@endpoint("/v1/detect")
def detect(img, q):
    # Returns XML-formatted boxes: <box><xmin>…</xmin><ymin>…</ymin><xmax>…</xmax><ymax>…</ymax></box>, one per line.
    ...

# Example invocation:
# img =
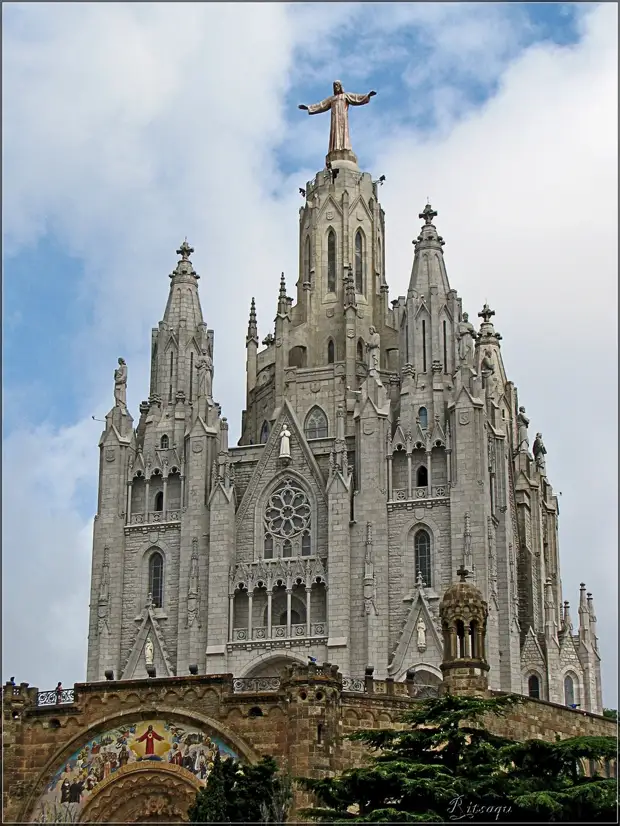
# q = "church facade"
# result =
<box><xmin>86</xmin><ymin>102</ymin><xmax>603</xmax><ymax>714</ymax></box>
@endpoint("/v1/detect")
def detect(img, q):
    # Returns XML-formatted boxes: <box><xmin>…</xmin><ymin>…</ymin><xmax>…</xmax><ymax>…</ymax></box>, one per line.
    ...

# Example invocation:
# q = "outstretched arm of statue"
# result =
<box><xmin>346</xmin><ymin>91</ymin><xmax>376</xmax><ymax>106</ymax></box>
<box><xmin>306</xmin><ymin>96</ymin><xmax>333</xmax><ymax>115</ymax></box>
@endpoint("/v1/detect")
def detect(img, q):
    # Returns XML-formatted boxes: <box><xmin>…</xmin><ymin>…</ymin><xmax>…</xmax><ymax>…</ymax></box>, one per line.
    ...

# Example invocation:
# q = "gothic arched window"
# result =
<box><xmin>357</xmin><ymin>338</ymin><xmax>364</xmax><ymax>362</ymax></box>
<box><xmin>264</xmin><ymin>477</ymin><xmax>312</xmax><ymax>558</ymax></box>
<box><xmin>327</xmin><ymin>339</ymin><xmax>335</xmax><ymax>364</ymax></box>
<box><xmin>327</xmin><ymin>230</ymin><xmax>336</xmax><ymax>293</ymax></box>
<box><xmin>417</xmin><ymin>465</ymin><xmax>428</xmax><ymax>488</ymax></box>
<box><xmin>414</xmin><ymin>529</ymin><xmax>431</xmax><ymax>587</ymax></box>
<box><xmin>305</xmin><ymin>406</ymin><xmax>328</xmax><ymax>440</ymax></box>
<box><xmin>564</xmin><ymin>674</ymin><xmax>576</xmax><ymax>707</ymax></box>
<box><xmin>304</xmin><ymin>235</ymin><xmax>311</xmax><ymax>284</ymax></box>
<box><xmin>354</xmin><ymin>229</ymin><xmax>364</xmax><ymax>293</ymax></box>
<box><xmin>160</xmin><ymin>435</ymin><xmax>169</xmax><ymax>449</ymax></box>
<box><xmin>260</xmin><ymin>421</ymin><xmax>270</xmax><ymax>444</ymax></box>
<box><xmin>154</xmin><ymin>491</ymin><xmax>164</xmax><ymax>512</ymax></box>
<box><xmin>419</xmin><ymin>407</ymin><xmax>428</xmax><ymax>429</ymax></box>
<box><xmin>528</xmin><ymin>674</ymin><xmax>541</xmax><ymax>699</ymax></box>
<box><xmin>148</xmin><ymin>552</ymin><xmax>164</xmax><ymax>608</ymax></box>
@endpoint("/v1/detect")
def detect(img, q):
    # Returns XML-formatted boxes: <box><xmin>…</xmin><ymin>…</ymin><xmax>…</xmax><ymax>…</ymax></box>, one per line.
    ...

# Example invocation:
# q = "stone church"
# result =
<box><xmin>4</xmin><ymin>83</ymin><xmax>613</xmax><ymax>826</ymax></box>
<box><xmin>86</xmin><ymin>86</ymin><xmax>603</xmax><ymax>714</ymax></box>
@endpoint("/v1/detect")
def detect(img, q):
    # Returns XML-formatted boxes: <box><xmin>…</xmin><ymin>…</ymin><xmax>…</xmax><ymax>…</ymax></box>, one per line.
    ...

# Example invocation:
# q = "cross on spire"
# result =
<box><xmin>419</xmin><ymin>203</ymin><xmax>437</xmax><ymax>225</ymax></box>
<box><xmin>177</xmin><ymin>239</ymin><xmax>194</xmax><ymax>260</ymax></box>
<box><xmin>456</xmin><ymin>565</ymin><xmax>470</xmax><ymax>582</ymax></box>
<box><xmin>478</xmin><ymin>303</ymin><xmax>495</xmax><ymax>324</ymax></box>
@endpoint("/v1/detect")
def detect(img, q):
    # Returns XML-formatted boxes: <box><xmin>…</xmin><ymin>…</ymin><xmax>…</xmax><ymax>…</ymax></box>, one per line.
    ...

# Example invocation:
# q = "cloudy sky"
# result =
<box><xmin>3</xmin><ymin>3</ymin><xmax>617</xmax><ymax>704</ymax></box>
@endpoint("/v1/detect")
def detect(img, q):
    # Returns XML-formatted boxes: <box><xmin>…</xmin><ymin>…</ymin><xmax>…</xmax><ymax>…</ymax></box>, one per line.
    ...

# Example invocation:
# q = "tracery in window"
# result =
<box><xmin>160</xmin><ymin>434</ymin><xmax>169</xmax><ymax>449</ymax></box>
<box><xmin>305</xmin><ymin>406</ymin><xmax>328</xmax><ymax>440</ymax></box>
<box><xmin>264</xmin><ymin>477</ymin><xmax>312</xmax><ymax>558</ymax></box>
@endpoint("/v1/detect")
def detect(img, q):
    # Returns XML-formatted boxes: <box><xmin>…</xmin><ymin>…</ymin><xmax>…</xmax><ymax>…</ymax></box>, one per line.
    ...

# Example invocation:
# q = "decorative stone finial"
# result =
<box><xmin>456</xmin><ymin>565</ymin><xmax>469</xmax><ymax>583</ymax></box>
<box><xmin>419</xmin><ymin>204</ymin><xmax>437</xmax><ymax>225</ymax></box>
<box><xmin>177</xmin><ymin>239</ymin><xmax>194</xmax><ymax>260</ymax></box>
<box><xmin>279</xmin><ymin>272</ymin><xmax>286</xmax><ymax>298</ymax></box>
<box><xmin>478</xmin><ymin>303</ymin><xmax>495</xmax><ymax>324</ymax></box>
<box><xmin>247</xmin><ymin>297</ymin><xmax>258</xmax><ymax>343</ymax></box>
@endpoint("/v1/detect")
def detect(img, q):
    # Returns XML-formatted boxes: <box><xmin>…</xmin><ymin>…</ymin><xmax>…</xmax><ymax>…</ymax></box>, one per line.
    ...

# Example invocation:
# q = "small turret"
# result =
<box><xmin>544</xmin><ymin>577</ymin><xmax>558</xmax><ymax>646</ymax></box>
<box><xmin>439</xmin><ymin>566</ymin><xmax>490</xmax><ymax>696</ymax></box>
<box><xmin>561</xmin><ymin>600</ymin><xmax>573</xmax><ymax>634</ymax></box>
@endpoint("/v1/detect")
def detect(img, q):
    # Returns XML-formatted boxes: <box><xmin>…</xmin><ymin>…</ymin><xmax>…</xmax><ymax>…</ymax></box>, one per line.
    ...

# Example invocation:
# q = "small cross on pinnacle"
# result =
<box><xmin>478</xmin><ymin>303</ymin><xmax>495</xmax><ymax>323</ymax></box>
<box><xmin>419</xmin><ymin>203</ymin><xmax>437</xmax><ymax>225</ymax></box>
<box><xmin>456</xmin><ymin>565</ymin><xmax>470</xmax><ymax>582</ymax></box>
<box><xmin>177</xmin><ymin>239</ymin><xmax>194</xmax><ymax>260</ymax></box>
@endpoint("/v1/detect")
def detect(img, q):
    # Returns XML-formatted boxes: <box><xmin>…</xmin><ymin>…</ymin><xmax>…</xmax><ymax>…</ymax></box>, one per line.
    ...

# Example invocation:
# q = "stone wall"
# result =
<box><xmin>3</xmin><ymin>669</ymin><xmax>616</xmax><ymax>823</ymax></box>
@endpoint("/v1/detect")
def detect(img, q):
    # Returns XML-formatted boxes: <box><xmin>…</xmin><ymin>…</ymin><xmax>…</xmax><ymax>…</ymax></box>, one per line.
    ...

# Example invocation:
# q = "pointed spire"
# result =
<box><xmin>544</xmin><ymin>578</ymin><xmax>557</xmax><ymax>644</ymax></box>
<box><xmin>409</xmin><ymin>203</ymin><xmax>449</xmax><ymax>296</ymax></box>
<box><xmin>163</xmin><ymin>240</ymin><xmax>204</xmax><ymax>329</ymax></box>
<box><xmin>277</xmin><ymin>272</ymin><xmax>289</xmax><ymax>316</ymax></box>
<box><xmin>587</xmin><ymin>592</ymin><xmax>599</xmax><ymax>650</ymax></box>
<box><xmin>246</xmin><ymin>297</ymin><xmax>258</xmax><ymax>345</ymax></box>
<box><xmin>578</xmin><ymin>582</ymin><xmax>591</xmax><ymax>640</ymax></box>
<box><xmin>562</xmin><ymin>600</ymin><xmax>573</xmax><ymax>634</ymax></box>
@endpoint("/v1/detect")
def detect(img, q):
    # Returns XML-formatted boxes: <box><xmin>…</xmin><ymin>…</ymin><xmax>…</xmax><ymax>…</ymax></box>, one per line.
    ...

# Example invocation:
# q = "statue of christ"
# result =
<box><xmin>299</xmin><ymin>81</ymin><xmax>376</xmax><ymax>156</ymax></box>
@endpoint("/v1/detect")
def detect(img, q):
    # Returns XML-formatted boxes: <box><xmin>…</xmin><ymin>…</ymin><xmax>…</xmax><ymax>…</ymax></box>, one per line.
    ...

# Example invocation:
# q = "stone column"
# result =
<box><xmin>306</xmin><ymin>587</ymin><xmax>312</xmax><ymax>637</ymax></box>
<box><xmin>145</xmin><ymin>478</ymin><xmax>150</xmax><ymax>520</ymax></box>
<box><xmin>267</xmin><ymin>589</ymin><xmax>273</xmax><ymax>639</ymax></box>
<box><xmin>163</xmin><ymin>475</ymin><xmax>168</xmax><ymax>516</ymax></box>
<box><xmin>248</xmin><ymin>591</ymin><xmax>253</xmax><ymax>642</ymax></box>
<box><xmin>126</xmin><ymin>481</ymin><xmax>133</xmax><ymax>524</ymax></box>
<box><xmin>286</xmin><ymin>589</ymin><xmax>292</xmax><ymax>637</ymax></box>
<box><xmin>426</xmin><ymin>449</ymin><xmax>432</xmax><ymax>497</ymax></box>
<box><xmin>387</xmin><ymin>454</ymin><xmax>393</xmax><ymax>500</ymax></box>
<box><xmin>228</xmin><ymin>595</ymin><xmax>234</xmax><ymax>642</ymax></box>
<box><xmin>407</xmin><ymin>454</ymin><xmax>412</xmax><ymax>498</ymax></box>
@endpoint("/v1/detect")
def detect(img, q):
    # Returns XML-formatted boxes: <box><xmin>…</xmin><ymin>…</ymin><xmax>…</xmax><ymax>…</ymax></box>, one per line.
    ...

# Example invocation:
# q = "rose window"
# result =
<box><xmin>264</xmin><ymin>478</ymin><xmax>311</xmax><ymax>558</ymax></box>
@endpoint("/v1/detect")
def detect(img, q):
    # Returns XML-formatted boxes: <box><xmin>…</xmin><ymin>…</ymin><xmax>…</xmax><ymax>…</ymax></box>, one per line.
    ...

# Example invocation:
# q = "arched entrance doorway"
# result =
<box><xmin>27</xmin><ymin>715</ymin><xmax>248</xmax><ymax>823</ymax></box>
<box><xmin>81</xmin><ymin>763</ymin><xmax>200</xmax><ymax>822</ymax></box>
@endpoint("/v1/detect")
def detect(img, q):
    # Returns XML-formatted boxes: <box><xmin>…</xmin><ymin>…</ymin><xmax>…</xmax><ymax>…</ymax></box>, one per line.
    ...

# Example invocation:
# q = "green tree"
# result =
<box><xmin>298</xmin><ymin>693</ymin><xmax>617</xmax><ymax>823</ymax></box>
<box><xmin>189</xmin><ymin>754</ymin><xmax>291</xmax><ymax>823</ymax></box>
<box><xmin>188</xmin><ymin>749</ymin><xmax>229</xmax><ymax>823</ymax></box>
<box><xmin>603</xmin><ymin>708</ymin><xmax>617</xmax><ymax>721</ymax></box>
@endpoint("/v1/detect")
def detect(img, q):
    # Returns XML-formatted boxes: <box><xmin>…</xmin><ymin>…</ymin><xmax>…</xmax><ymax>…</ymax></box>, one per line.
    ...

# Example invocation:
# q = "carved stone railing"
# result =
<box><xmin>232</xmin><ymin>677</ymin><xmax>281</xmax><ymax>694</ymax></box>
<box><xmin>390</xmin><ymin>486</ymin><xmax>448</xmax><ymax>502</ymax></box>
<box><xmin>129</xmin><ymin>510</ymin><xmax>181</xmax><ymax>526</ymax></box>
<box><xmin>342</xmin><ymin>677</ymin><xmax>366</xmax><ymax>693</ymax></box>
<box><xmin>232</xmin><ymin>623</ymin><xmax>327</xmax><ymax>643</ymax></box>
<box><xmin>36</xmin><ymin>688</ymin><xmax>75</xmax><ymax>706</ymax></box>
<box><xmin>231</xmin><ymin>675</ymin><xmax>440</xmax><ymax>698</ymax></box>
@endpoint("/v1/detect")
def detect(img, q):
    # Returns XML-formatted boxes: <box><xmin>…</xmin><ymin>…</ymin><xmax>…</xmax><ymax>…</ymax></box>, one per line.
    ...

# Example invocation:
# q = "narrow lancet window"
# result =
<box><xmin>327</xmin><ymin>339</ymin><xmax>335</xmax><ymax>364</ymax></box>
<box><xmin>304</xmin><ymin>235</ymin><xmax>311</xmax><ymax>284</ymax></box>
<box><xmin>422</xmin><ymin>320</ymin><xmax>427</xmax><ymax>372</ymax></box>
<box><xmin>327</xmin><ymin>230</ymin><xmax>336</xmax><ymax>292</ymax></box>
<box><xmin>443</xmin><ymin>320</ymin><xmax>448</xmax><ymax>373</ymax></box>
<box><xmin>148</xmin><ymin>552</ymin><xmax>164</xmax><ymax>608</ymax></box>
<box><xmin>354</xmin><ymin>229</ymin><xmax>364</xmax><ymax>293</ymax></box>
<box><xmin>414</xmin><ymin>529</ymin><xmax>431</xmax><ymax>587</ymax></box>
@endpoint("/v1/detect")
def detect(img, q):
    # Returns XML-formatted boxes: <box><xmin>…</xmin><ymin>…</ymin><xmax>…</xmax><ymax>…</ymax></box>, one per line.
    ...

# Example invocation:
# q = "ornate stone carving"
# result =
<box><xmin>457</xmin><ymin>313</ymin><xmax>475</xmax><ymax>366</ymax></box>
<box><xmin>144</xmin><ymin>636</ymin><xmax>154</xmax><ymax>666</ymax></box>
<box><xmin>114</xmin><ymin>358</ymin><xmax>127</xmax><ymax>409</ymax></box>
<box><xmin>517</xmin><ymin>406</ymin><xmax>530</xmax><ymax>453</ymax></box>
<box><xmin>416</xmin><ymin>616</ymin><xmax>427</xmax><ymax>652</ymax></box>
<box><xmin>366</xmin><ymin>326</ymin><xmax>380</xmax><ymax>375</ymax></box>
<box><xmin>533</xmin><ymin>432</ymin><xmax>547</xmax><ymax>475</ymax></box>
<box><xmin>187</xmin><ymin>538</ymin><xmax>201</xmax><ymax>628</ymax></box>
<box><xmin>278</xmin><ymin>425</ymin><xmax>291</xmax><ymax>459</ymax></box>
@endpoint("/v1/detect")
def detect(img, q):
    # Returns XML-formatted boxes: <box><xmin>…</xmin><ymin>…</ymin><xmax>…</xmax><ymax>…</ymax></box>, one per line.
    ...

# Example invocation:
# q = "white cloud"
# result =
<box><xmin>3</xmin><ymin>3</ymin><xmax>617</xmax><ymax>702</ymax></box>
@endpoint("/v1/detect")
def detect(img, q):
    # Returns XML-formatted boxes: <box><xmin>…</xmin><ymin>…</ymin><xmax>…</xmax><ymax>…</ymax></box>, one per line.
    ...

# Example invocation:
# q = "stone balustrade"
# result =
<box><xmin>231</xmin><ymin>622</ymin><xmax>327</xmax><ymax>643</ymax></box>
<box><xmin>36</xmin><ymin>689</ymin><xmax>75</xmax><ymax>706</ymax></box>
<box><xmin>390</xmin><ymin>485</ymin><xmax>448</xmax><ymax>502</ymax></box>
<box><xmin>128</xmin><ymin>510</ymin><xmax>181</xmax><ymax>526</ymax></box>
